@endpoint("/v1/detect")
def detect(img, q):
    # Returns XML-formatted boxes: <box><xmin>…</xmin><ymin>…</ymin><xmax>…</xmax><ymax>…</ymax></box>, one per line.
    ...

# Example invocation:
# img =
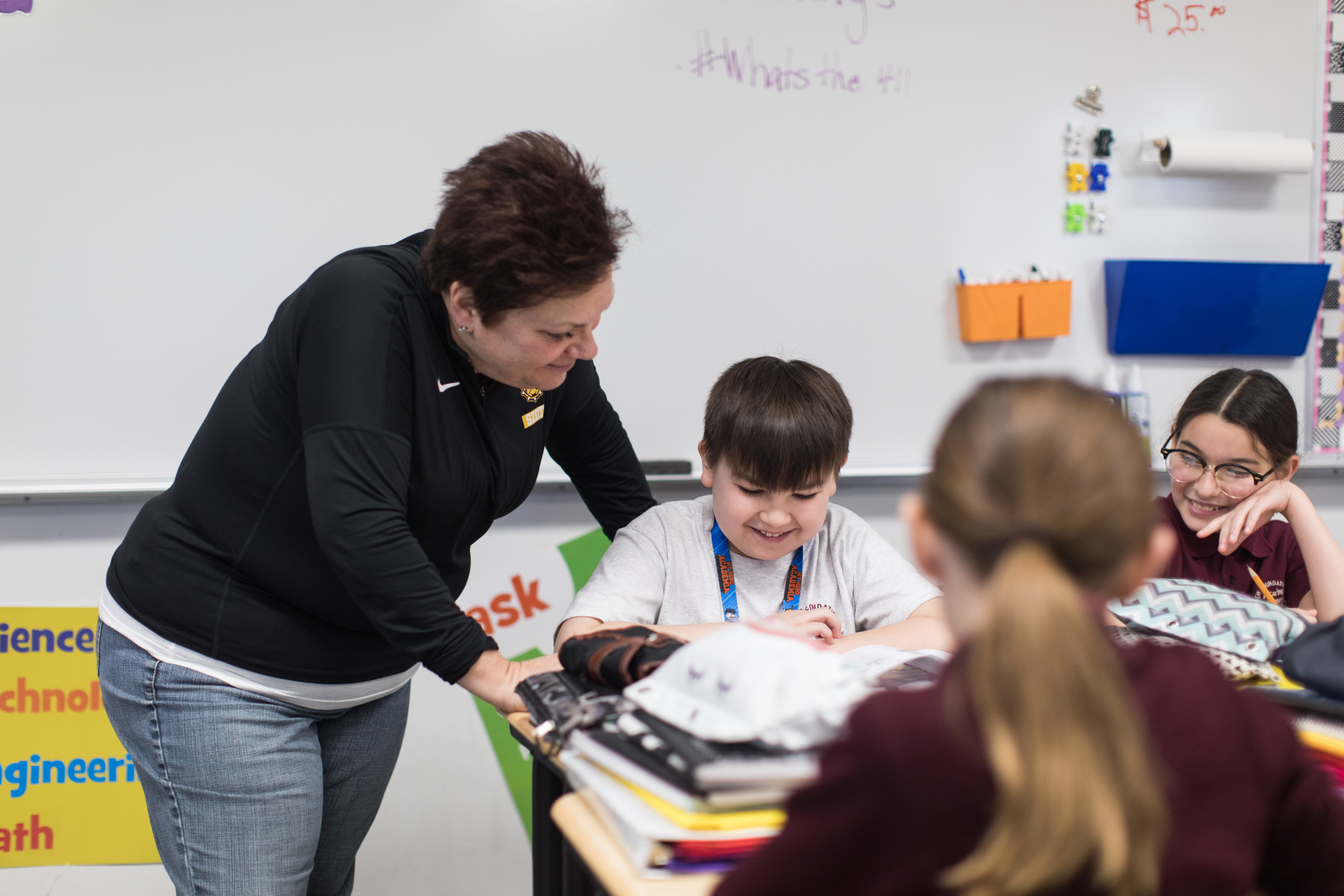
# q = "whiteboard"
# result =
<box><xmin>0</xmin><ymin>0</ymin><xmax>1326</xmax><ymax>483</ymax></box>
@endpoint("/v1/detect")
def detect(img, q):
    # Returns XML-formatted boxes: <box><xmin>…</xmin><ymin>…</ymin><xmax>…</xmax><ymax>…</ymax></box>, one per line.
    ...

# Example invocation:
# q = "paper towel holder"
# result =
<box><xmin>1139</xmin><ymin>130</ymin><xmax>1314</xmax><ymax>175</ymax></box>
<box><xmin>1150</xmin><ymin>136</ymin><xmax>1173</xmax><ymax>168</ymax></box>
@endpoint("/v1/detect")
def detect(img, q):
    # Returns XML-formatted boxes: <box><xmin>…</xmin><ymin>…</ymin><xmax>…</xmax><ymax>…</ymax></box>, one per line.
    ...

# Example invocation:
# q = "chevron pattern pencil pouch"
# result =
<box><xmin>1108</xmin><ymin>578</ymin><xmax>1308</xmax><ymax>663</ymax></box>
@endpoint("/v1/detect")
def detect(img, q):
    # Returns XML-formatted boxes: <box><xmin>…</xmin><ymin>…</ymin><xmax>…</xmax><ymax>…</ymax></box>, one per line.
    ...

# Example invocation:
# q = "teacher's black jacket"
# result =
<box><xmin>107</xmin><ymin>232</ymin><xmax>654</xmax><ymax>685</ymax></box>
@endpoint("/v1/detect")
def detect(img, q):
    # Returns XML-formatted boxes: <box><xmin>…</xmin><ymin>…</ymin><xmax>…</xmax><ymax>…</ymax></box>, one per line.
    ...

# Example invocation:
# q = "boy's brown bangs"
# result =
<box><xmin>702</xmin><ymin>357</ymin><xmax>852</xmax><ymax>492</ymax></box>
<box><xmin>719</xmin><ymin>432</ymin><xmax>842</xmax><ymax>493</ymax></box>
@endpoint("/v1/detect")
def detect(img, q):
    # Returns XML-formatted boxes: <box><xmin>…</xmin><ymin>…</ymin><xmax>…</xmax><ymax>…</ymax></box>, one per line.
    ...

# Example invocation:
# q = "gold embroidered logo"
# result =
<box><xmin>520</xmin><ymin>388</ymin><xmax>543</xmax><ymax>403</ymax></box>
<box><xmin>522</xmin><ymin>405</ymin><xmax>545</xmax><ymax>429</ymax></box>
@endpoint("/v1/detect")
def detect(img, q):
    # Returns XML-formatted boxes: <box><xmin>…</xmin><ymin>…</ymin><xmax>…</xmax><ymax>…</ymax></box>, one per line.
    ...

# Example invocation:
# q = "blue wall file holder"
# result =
<box><xmin>1104</xmin><ymin>260</ymin><xmax>1328</xmax><ymax>356</ymax></box>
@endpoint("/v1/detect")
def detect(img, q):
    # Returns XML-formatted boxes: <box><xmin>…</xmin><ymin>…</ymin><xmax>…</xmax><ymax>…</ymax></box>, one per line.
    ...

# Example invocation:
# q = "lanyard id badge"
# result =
<box><xmin>710</xmin><ymin>519</ymin><xmax>804</xmax><ymax>622</ymax></box>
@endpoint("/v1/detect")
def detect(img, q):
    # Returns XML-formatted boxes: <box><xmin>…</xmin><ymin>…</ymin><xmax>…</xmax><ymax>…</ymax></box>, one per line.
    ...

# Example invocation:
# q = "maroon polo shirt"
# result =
<box><xmin>716</xmin><ymin>639</ymin><xmax>1344</xmax><ymax>896</ymax></box>
<box><xmin>1157</xmin><ymin>494</ymin><xmax>1310</xmax><ymax>608</ymax></box>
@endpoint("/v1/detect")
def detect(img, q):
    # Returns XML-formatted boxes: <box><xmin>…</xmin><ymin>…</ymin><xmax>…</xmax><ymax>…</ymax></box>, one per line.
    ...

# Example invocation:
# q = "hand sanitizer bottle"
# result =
<box><xmin>1124</xmin><ymin>364</ymin><xmax>1151</xmax><ymax>458</ymax></box>
<box><xmin>1102</xmin><ymin>365</ymin><xmax>1124</xmax><ymax>411</ymax></box>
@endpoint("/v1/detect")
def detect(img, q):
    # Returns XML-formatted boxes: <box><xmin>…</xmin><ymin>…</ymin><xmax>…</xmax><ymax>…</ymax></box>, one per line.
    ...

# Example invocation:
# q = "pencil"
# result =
<box><xmin>1247</xmin><ymin>566</ymin><xmax>1279</xmax><ymax>605</ymax></box>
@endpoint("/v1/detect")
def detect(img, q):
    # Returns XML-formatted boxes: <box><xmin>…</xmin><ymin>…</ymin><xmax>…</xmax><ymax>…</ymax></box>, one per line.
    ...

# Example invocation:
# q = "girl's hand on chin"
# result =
<box><xmin>1196</xmin><ymin>480</ymin><xmax>1297</xmax><ymax>555</ymax></box>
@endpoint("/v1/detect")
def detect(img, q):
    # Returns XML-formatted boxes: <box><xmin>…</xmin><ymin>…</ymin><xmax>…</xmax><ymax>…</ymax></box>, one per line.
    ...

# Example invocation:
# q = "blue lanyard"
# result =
<box><xmin>710</xmin><ymin>519</ymin><xmax>805</xmax><ymax>622</ymax></box>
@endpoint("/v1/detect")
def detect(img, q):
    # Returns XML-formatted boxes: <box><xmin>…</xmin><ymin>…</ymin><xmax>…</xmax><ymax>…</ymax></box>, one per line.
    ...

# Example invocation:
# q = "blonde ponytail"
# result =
<box><xmin>940</xmin><ymin>540</ymin><xmax>1165</xmax><ymax>896</ymax></box>
<box><xmin>924</xmin><ymin>378</ymin><xmax>1168</xmax><ymax>896</ymax></box>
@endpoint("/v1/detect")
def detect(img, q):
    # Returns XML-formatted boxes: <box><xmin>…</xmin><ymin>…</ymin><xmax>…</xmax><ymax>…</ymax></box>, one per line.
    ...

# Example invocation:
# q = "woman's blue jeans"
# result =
<box><xmin>97</xmin><ymin>622</ymin><xmax>410</xmax><ymax>896</ymax></box>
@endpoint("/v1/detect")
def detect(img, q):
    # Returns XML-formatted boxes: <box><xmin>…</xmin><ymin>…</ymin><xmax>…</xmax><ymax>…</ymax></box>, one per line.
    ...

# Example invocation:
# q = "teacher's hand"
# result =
<box><xmin>458</xmin><ymin>649</ymin><xmax>563</xmax><ymax>714</ymax></box>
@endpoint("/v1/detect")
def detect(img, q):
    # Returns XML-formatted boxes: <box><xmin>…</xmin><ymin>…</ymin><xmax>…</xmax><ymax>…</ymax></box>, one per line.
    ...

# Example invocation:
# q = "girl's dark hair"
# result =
<box><xmin>1169</xmin><ymin>369</ymin><xmax>1298</xmax><ymax>468</ymax></box>
<box><xmin>702</xmin><ymin>357</ymin><xmax>852</xmax><ymax>492</ymax></box>
<box><xmin>421</xmin><ymin>132</ymin><xmax>633</xmax><ymax>326</ymax></box>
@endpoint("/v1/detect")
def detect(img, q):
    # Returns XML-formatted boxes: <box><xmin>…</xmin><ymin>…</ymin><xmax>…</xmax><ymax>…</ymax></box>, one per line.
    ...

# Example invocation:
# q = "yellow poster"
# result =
<box><xmin>0</xmin><ymin>608</ymin><xmax>159</xmax><ymax>867</ymax></box>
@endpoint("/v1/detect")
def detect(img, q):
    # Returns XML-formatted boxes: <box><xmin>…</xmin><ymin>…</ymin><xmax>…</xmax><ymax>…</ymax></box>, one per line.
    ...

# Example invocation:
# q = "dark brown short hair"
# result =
<box><xmin>702</xmin><ymin>357</ymin><xmax>852</xmax><ymax>491</ymax></box>
<box><xmin>421</xmin><ymin>132</ymin><xmax>633</xmax><ymax>326</ymax></box>
<box><xmin>1169</xmin><ymin>368</ymin><xmax>1297</xmax><ymax>469</ymax></box>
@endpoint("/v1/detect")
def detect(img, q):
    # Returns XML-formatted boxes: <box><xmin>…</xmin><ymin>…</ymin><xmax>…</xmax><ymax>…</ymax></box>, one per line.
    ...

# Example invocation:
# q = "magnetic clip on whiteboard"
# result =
<box><xmin>1074</xmin><ymin>84</ymin><xmax>1103</xmax><ymax>115</ymax></box>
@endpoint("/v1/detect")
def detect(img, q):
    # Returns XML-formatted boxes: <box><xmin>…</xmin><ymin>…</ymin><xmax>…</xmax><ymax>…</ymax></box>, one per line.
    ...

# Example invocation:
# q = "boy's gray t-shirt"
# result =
<box><xmin>561</xmin><ymin>495</ymin><xmax>939</xmax><ymax>634</ymax></box>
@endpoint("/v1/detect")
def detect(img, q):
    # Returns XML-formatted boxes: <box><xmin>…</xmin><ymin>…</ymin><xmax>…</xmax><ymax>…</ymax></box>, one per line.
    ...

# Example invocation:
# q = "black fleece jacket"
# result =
<box><xmin>107</xmin><ymin>232</ymin><xmax>654</xmax><ymax>684</ymax></box>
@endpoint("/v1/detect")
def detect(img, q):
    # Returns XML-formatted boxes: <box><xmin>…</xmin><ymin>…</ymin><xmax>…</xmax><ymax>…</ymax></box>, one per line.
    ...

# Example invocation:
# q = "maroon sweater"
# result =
<box><xmin>717</xmin><ymin>640</ymin><xmax>1344</xmax><ymax>896</ymax></box>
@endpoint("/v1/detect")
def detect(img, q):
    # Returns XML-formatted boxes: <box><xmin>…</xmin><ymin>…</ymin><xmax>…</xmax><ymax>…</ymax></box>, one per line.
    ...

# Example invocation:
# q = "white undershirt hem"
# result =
<box><xmin>99</xmin><ymin>589</ymin><xmax>419</xmax><ymax>710</ymax></box>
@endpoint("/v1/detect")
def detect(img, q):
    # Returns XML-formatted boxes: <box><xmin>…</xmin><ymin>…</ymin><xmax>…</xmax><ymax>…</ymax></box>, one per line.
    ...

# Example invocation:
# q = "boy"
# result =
<box><xmin>555</xmin><ymin>357</ymin><xmax>951</xmax><ymax>651</ymax></box>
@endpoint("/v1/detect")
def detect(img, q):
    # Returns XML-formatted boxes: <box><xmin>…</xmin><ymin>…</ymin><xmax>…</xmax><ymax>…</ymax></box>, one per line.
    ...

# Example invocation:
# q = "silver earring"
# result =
<box><xmin>457</xmin><ymin>325</ymin><xmax>469</xmax><ymax>333</ymax></box>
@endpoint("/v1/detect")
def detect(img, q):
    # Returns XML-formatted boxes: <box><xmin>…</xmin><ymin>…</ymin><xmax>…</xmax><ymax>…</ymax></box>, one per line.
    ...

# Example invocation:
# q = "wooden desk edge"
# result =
<box><xmin>508</xmin><ymin>711</ymin><xmax>566</xmax><ymax>770</ymax></box>
<box><xmin>551</xmin><ymin>793</ymin><xmax>721</xmax><ymax>896</ymax></box>
<box><xmin>507</xmin><ymin>710</ymin><xmax>537</xmax><ymax>743</ymax></box>
<box><xmin>516</xmin><ymin>708</ymin><xmax>721</xmax><ymax>895</ymax></box>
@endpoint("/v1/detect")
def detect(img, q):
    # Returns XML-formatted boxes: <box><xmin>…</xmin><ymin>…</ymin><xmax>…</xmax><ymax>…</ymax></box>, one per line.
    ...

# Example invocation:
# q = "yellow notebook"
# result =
<box><xmin>595</xmin><ymin>765</ymin><xmax>787</xmax><ymax>832</ymax></box>
<box><xmin>1299</xmin><ymin>729</ymin><xmax>1344</xmax><ymax>761</ymax></box>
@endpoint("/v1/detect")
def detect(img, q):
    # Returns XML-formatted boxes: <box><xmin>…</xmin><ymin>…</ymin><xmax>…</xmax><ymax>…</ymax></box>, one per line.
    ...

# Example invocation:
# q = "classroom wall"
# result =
<box><xmin>4</xmin><ymin>476</ymin><xmax>1344</xmax><ymax>894</ymax></box>
<box><xmin>0</xmin><ymin>0</ymin><xmax>1328</xmax><ymax>485</ymax></box>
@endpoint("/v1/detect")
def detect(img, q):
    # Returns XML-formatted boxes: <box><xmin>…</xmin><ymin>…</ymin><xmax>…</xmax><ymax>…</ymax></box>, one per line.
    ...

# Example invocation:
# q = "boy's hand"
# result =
<box><xmin>767</xmin><ymin>608</ymin><xmax>843</xmax><ymax>644</ymax></box>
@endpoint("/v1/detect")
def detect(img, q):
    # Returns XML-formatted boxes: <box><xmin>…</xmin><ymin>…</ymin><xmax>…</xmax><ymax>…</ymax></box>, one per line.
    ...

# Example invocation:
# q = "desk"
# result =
<box><xmin>507</xmin><ymin>712</ymin><xmax>721</xmax><ymax>896</ymax></box>
<box><xmin>509</xmin><ymin>712</ymin><xmax>592</xmax><ymax>896</ymax></box>
<box><xmin>551</xmin><ymin>794</ymin><xmax>721</xmax><ymax>896</ymax></box>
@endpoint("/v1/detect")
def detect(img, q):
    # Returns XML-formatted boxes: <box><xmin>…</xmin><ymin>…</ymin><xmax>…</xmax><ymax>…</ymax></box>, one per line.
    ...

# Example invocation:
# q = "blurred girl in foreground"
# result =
<box><xmin>717</xmin><ymin>378</ymin><xmax>1344</xmax><ymax>896</ymax></box>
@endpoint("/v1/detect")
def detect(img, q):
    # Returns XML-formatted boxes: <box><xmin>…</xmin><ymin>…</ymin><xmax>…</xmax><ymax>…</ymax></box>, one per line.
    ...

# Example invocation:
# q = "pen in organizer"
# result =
<box><xmin>1247</xmin><ymin>566</ymin><xmax>1279</xmax><ymax>605</ymax></box>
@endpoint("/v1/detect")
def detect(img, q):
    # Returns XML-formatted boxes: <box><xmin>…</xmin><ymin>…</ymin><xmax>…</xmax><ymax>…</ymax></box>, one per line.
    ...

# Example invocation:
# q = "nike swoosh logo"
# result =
<box><xmin>437</xmin><ymin>379</ymin><xmax>460</xmax><ymax>392</ymax></box>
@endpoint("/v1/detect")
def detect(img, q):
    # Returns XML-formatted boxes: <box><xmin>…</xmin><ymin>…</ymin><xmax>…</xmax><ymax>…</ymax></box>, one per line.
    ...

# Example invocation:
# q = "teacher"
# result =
<box><xmin>97</xmin><ymin>132</ymin><xmax>655</xmax><ymax>895</ymax></box>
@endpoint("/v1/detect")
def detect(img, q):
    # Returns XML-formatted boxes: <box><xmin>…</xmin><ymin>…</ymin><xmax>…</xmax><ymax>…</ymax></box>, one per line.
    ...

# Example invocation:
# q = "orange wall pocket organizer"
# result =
<box><xmin>956</xmin><ymin>280</ymin><xmax>1071</xmax><ymax>342</ymax></box>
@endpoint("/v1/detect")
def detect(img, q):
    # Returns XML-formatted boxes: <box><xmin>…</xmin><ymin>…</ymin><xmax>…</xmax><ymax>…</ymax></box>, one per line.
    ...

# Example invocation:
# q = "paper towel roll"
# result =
<box><xmin>1155</xmin><ymin>134</ymin><xmax>1313</xmax><ymax>174</ymax></box>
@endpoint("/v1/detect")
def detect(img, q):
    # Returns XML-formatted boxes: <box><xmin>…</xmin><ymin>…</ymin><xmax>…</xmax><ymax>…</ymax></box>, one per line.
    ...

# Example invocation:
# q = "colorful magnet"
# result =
<box><xmin>1093</xmin><ymin>128</ymin><xmax>1114</xmax><ymax>157</ymax></box>
<box><xmin>1089</xmin><ymin>162</ymin><xmax>1110</xmax><ymax>192</ymax></box>
<box><xmin>1063</xmin><ymin>122</ymin><xmax>1085</xmax><ymax>156</ymax></box>
<box><xmin>1066</xmin><ymin>162</ymin><xmax>1088</xmax><ymax>192</ymax></box>
<box><xmin>1065</xmin><ymin>202</ymin><xmax>1086</xmax><ymax>233</ymax></box>
<box><xmin>1087</xmin><ymin>199</ymin><xmax>1107</xmax><ymax>234</ymax></box>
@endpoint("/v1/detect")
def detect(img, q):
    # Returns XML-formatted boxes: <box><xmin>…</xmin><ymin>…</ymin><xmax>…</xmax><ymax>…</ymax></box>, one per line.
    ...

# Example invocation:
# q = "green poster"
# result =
<box><xmin>473</xmin><ymin>528</ymin><xmax>611</xmax><ymax>840</ymax></box>
<box><xmin>556</xmin><ymin>528</ymin><xmax>613</xmax><ymax>596</ymax></box>
<box><xmin>472</xmin><ymin>647</ymin><xmax>543</xmax><ymax>840</ymax></box>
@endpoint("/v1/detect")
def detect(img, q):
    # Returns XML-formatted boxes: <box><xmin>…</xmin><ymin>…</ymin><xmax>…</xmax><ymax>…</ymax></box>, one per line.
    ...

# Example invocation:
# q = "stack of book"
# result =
<box><xmin>1242</xmin><ymin>671</ymin><xmax>1344</xmax><ymax>797</ymax></box>
<box><xmin>523</xmin><ymin>648</ymin><xmax>950</xmax><ymax>877</ymax></box>
<box><xmin>1295</xmin><ymin>715</ymin><xmax>1344</xmax><ymax>797</ymax></box>
<box><xmin>561</xmin><ymin>707</ymin><xmax>818</xmax><ymax>876</ymax></box>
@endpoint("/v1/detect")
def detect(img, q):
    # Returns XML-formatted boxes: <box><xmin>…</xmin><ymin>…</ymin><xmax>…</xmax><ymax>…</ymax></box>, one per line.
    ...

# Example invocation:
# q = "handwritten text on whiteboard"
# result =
<box><xmin>688</xmin><ymin>31</ymin><xmax>911</xmax><ymax>98</ymax></box>
<box><xmin>788</xmin><ymin>0</ymin><xmax>898</xmax><ymax>46</ymax></box>
<box><xmin>1135</xmin><ymin>2</ymin><xmax>1229</xmax><ymax>36</ymax></box>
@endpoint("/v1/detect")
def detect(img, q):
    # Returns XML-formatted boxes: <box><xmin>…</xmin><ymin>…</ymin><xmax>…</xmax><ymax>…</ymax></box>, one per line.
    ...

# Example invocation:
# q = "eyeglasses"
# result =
<box><xmin>1158</xmin><ymin>435</ymin><xmax>1269</xmax><ymax>500</ymax></box>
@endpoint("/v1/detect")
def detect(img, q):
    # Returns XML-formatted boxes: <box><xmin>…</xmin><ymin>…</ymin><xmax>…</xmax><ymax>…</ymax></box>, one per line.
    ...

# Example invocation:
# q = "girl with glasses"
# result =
<box><xmin>1158</xmin><ymin>368</ymin><xmax>1344</xmax><ymax>622</ymax></box>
